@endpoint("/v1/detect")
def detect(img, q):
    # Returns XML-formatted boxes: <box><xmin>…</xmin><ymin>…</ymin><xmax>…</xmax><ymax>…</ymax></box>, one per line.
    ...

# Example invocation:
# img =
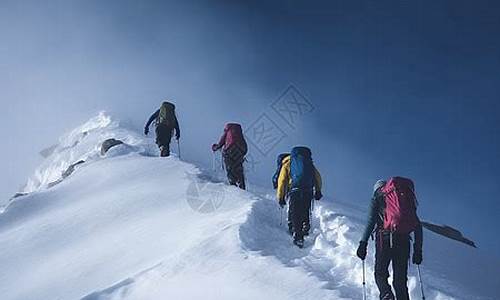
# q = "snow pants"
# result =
<box><xmin>288</xmin><ymin>195</ymin><xmax>312</xmax><ymax>235</ymax></box>
<box><xmin>155</xmin><ymin>123</ymin><xmax>173</xmax><ymax>157</ymax></box>
<box><xmin>375</xmin><ymin>231</ymin><xmax>410</xmax><ymax>300</ymax></box>
<box><xmin>223</xmin><ymin>148</ymin><xmax>246</xmax><ymax>190</ymax></box>
<box><xmin>288</xmin><ymin>189</ymin><xmax>313</xmax><ymax>241</ymax></box>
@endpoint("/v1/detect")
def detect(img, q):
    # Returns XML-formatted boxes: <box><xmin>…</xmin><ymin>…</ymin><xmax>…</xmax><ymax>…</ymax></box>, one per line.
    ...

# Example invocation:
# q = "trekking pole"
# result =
<box><xmin>311</xmin><ymin>198</ymin><xmax>315</xmax><ymax>216</ymax></box>
<box><xmin>362</xmin><ymin>260</ymin><xmax>367</xmax><ymax>300</ymax></box>
<box><xmin>212</xmin><ymin>151</ymin><xmax>217</xmax><ymax>173</ymax></box>
<box><xmin>220</xmin><ymin>151</ymin><xmax>225</xmax><ymax>171</ymax></box>
<box><xmin>309</xmin><ymin>199</ymin><xmax>313</xmax><ymax>233</ymax></box>
<box><xmin>177</xmin><ymin>139</ymin><xmax>181</xmax><ymax>159</ymax></box>
<box><xmin>279</xmin><ymin>207</ymin><xmax>283</xmax><ymax>226</ymax></box>
<box><xmin>417</xmin><ymin>265</ymin><xmax>426</xmax><ymax>300</ymax></box>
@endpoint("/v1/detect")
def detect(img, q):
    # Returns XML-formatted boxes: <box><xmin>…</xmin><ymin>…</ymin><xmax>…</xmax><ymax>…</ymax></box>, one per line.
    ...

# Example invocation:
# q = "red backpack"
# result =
<box><xmin>224</xmin><ymin>123</ymin><xmax>247</xmax><ymax>155</ymax></box>
<box><xmin>381</xmin><ymin>177</ymin><xmax>419</xmax><ymax>234</ymax></box>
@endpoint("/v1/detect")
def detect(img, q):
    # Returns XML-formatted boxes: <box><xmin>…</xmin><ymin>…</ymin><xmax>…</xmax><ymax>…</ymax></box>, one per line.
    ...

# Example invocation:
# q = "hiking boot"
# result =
<box><xmin>293</xmin><ymin>238</ymin><xmax>304</xmax><ymax>248</ymax></box>
<box><xmin>159</xmin><ymin>146</ymin><xmax>170</xmax><ymax>157</ymax></box>
<box><xmin>293</xmin><ymin>232</ymin><xmax>304</xmax><ymax>248</ymax></box>
<box><xmin>381</xmin><ymin>291</ymin><xmax>395</xmax><ymax>300</ymax></box>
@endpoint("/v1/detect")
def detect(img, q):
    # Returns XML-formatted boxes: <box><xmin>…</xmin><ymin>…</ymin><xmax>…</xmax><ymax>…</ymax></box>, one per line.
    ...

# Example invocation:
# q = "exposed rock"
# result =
<box><xmin>47</xmin><ymin>160</ymin><xmax>86</xmax><ymax>188</ymax></box>
<box><xmin>422</xmin><ymin>221</ymin><xmax>477</xmax><ymax>248</ymax></box>
<box><xmin>11</xmin><ymin>192</ymin><xmax>28</xmax><ymax>200</ymax></box>
<box><xmin>101</xmin><ymin>138</ymin><xmax>124</xmax><ymax>156</ymax></box>
<box><xmin>62</xmin><ymin>160</ymin><xmax>85</xmax><ymax>179</ymax></box>
<box><xmin>47</xmin><ymin>179</ymin><xmax>63</xmax><ymax>189</ymax></box>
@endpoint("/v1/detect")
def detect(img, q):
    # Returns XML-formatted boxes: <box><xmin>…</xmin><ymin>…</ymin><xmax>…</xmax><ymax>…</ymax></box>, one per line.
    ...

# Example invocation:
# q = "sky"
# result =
<box><xmin>1</xmin><ymin>0</ymin><xmax>499</xmax><ymax>255</ymax></box>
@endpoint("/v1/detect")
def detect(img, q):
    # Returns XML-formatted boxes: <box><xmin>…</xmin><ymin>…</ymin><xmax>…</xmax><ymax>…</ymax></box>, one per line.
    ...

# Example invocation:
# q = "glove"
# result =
<box><xmin>279</xmin><ymin>199</ymin><xmax>286</xmax><ymax>208</ymax></box>
<box><xmin>144</xmin><ymin>127</ymin><xmax>149</xmax><ymax>135</ymax></box>
<box><xmin>356</xmin><ymin>241</ymin><xmax>368</xmax><ymax>260</ymax></box>
<box><xmin>212</xmin><ymin>143</ymin><xmax>219</xmax><ymax>152</ymax></box>
<box><xmin>412</xmin><ymin>248</ymin><xmax>422</xmax><ymax>265</ymax></box>
<box><xmin>314</xmin><ymin>191</ymin><xmax>323</xmax><ymax>200</ymax></box>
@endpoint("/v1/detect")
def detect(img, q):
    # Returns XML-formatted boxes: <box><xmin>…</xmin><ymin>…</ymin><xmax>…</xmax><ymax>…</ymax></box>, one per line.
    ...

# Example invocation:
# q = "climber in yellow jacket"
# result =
<box><xmin>276</xmin><ymin>147</ymin><xmax>322</xmax><ymax>248</ymax></box>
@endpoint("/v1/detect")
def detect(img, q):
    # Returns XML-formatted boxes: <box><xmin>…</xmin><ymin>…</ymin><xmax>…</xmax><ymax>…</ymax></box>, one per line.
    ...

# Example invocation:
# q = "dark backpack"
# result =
<box><xmin>157</xmin><ymin>102</ymin><xmax>176</xmax><ymax>127</ymax></box>
<box><xmin>224</xmin><ymin>123</ymin><xmax>248</xmax><ymax>156</ymax></box>
<box><xmin>290</xmin><ymin>146</ymin><xmax>314</xmax><ymax>189</ymax></box>
<box><xmin>272</xmin><ymin>153</ymin><xmax>290</xmax><ymax>189</ymax></box>
<box><xmin>381</xmin><ymin>177</ymin><xmax>419</xmax><ymax>234</ymax></box>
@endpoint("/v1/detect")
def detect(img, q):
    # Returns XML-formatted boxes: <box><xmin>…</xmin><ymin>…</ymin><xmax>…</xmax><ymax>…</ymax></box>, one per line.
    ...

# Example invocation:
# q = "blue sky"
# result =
<box><xmin>1</xmin><ymin>0</ymin><xmax>499</xmax><ymax>255</ymax></box>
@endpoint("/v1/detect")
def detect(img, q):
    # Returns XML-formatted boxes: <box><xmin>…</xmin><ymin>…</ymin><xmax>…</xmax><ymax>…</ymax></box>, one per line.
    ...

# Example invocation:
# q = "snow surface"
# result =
<box><xmin>0</xmin><ymin>113</ymin><xmax>498</xmax><ymax>300</ymax></box>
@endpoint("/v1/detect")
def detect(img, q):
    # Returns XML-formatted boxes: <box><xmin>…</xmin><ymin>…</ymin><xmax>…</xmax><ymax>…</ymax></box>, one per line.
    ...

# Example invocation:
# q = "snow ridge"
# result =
<box><xmin>0</xmin><ymin>113</ymin><xmax>496</xmax><ymax>300</ymax></box>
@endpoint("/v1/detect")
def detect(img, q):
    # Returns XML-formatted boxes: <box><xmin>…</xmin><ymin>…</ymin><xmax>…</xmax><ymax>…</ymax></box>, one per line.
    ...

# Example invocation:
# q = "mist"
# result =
<box><xmin>1</xmin><ymin>0</ymin><xmax>500</xmax><ymax>256</ymax></box>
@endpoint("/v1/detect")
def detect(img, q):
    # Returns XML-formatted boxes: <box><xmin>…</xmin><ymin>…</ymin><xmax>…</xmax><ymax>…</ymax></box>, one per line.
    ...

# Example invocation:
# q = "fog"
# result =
<box><xmin>1</xmin><ymin>1</ymin><xmax>500</xmax><ymax>255</ymax></box>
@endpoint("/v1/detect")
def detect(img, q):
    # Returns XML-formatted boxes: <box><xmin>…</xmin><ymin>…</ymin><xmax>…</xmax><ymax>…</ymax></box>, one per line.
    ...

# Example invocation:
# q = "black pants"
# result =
<box><xmin>288</xmin><ymin>197</ymin><xmax>312</xmax><ymax>234</ymax></box>
<box><xmin>223</xmin><ymin>148</ymin><xmax>246</xmax><ymax>190</ymax></box>
<box><xmin>288</xmin><ymin>189</ymin><xmax>313</xmax><ymax>241</ymax></box>
<box><xmin>375</xmin><ymin>231</ymin><xmax>410</xmax><ymax>300</ymax></box>
<box><xmin>155</xmin><ymin>123</ymin><xmax>173</xmax><ymax>156</ymax></box>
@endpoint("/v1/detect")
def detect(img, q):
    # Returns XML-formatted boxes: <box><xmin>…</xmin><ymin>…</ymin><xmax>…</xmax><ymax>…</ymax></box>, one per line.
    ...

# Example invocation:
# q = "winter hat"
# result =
<box><xmin>373</xmin><ymin>180</ymin><xmax>387</xmax><ymax>193</ymax></box>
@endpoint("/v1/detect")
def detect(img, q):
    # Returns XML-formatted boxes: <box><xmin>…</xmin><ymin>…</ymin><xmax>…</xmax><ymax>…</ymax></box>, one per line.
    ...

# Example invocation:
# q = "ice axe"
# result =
<box><xmin>417</xmin><ymin>265</ymin><xmax>426</xmax><ymax>300</ymax></box>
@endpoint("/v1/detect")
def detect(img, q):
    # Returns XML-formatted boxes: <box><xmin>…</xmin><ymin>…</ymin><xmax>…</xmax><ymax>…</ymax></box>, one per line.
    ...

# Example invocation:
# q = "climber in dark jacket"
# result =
<box><xmin>356</xmin><ymin>180</ymin><xmax>423</xmax><ymax>300</ymax></box>
<box><xmin>144</xmin><ymin>101</ymin><xmax>180</xmax><ymax>157</ymax></box>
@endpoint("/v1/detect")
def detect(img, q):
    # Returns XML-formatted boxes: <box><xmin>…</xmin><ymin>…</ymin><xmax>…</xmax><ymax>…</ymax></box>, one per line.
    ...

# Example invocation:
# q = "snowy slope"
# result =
<box><xmin>0</xmin><ymin>113</ymin><xmax>497</xmax><ymax>300</ymax></box>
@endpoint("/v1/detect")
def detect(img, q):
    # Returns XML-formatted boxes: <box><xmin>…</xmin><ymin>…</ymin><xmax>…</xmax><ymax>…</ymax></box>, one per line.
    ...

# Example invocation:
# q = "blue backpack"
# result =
<box><xmin>272</xmin><ymin>153</ymin><xmax>290</xmax><ymax>189</ymax></box>
<box><xmin>290</xmin><ymin>146</ymin><xmax>314</xmax><ymax>189</ymax></box>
